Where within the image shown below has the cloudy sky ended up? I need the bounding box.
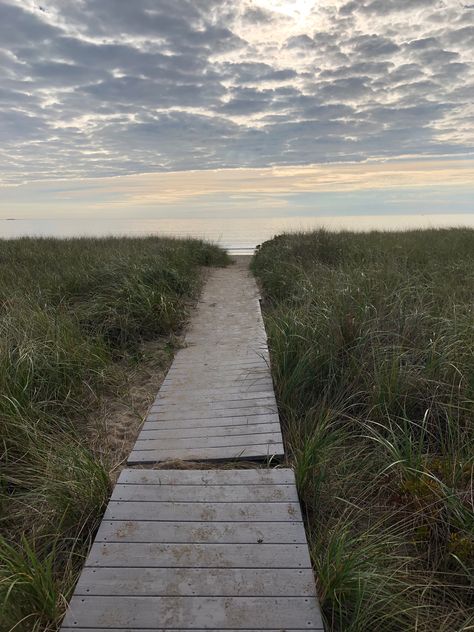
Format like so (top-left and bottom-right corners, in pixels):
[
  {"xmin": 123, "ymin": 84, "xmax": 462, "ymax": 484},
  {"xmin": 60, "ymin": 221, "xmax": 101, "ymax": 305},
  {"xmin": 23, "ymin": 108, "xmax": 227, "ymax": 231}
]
[{"xmin": 0, "ymin": 0, "xmax": 473, "ymax": 220}]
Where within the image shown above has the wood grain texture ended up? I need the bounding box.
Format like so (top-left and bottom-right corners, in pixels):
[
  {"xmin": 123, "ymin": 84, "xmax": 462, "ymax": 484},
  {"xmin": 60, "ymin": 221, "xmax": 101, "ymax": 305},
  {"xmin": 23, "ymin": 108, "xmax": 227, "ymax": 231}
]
[
  {"xmin": 128, "ymin": 443, "xmax": 285, "ymax": 463},
  {"xmin": 117, "ymin": 468, "xmax": 295, "ymax": 485},
  {"xmin": 86, "ymin": 542, "xmax": 312, "ymax": 568},
  {"xmin": 60, "ymin": 468, "xmax": 323, "ymax": 631},
  {"xmin": 104, "ymin": 499, "xmax": 302, "ymax": 522},
  {"xmin": 141, "ymin": 412, "xmax": 280, "ymax": 430},
  {"xmin": 62, "ymin": 596, "xmax": 323, "ymax": 629},
  {"xmin": 110, "ymin": 483, "xmax": 298, "ymax": 502},
  {"xmin": 73, "ymin": 567, "xmax": 316, "ymax": 596},
  {"xmin": 137, "ymin": 421, "xmax": 282, "ymax": 439},
  {"xmin": 95, "ymin": 520, "xmax": 307, "ymax": 544}
]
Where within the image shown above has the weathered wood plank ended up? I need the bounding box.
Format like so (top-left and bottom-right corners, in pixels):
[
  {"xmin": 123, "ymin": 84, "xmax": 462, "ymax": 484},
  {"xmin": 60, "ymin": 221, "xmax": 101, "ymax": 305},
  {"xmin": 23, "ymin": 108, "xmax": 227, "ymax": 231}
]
[
  {"xmin": 141, "ymin": 413, "xmax": 280, "ymax": 430},
  {"xmin": 110, "ymin": 483, "xmax": 298, "ymax": 503},
  {"xmin": 155, "ymin": 390, "xmax": 276, "ymax": 403},
  {"xmin": 145, "ymin": 410, "xmax": 279, "ymax": 423},
  {"xmin": 146, "ymin": 405, "xmax": 279, "ymax": 422},
  {"xmin": 62, "ymin": 596, "xmax": 323, "ymax": 629},
  {"xmin": 117, "ymin": 468, "xmax": 295, "ymax": 486},
  {"xmin": 104, "ymin": 500, "xmax": 302, "ymax": 522},
  {"xmin": 170, "ymin": 355, "xmax": 269, "ymax": 365},
  {"xmin": 160, "ymin": 373, "xmax": 271, "ymax": 385},
  {"xmin": 158, "ymin": 380, "xmax": 274, "ymax": 393},
  {"xmin": 161, "ymin": 373, "xmax": 269, "ymax": 382},
  {"xmin": 128, "ymin": 443, "xmax": 284, "ymax": 463},
  {"xmin": 137, "ymin": 421, "xmax": 282, "ymax": 440},
  {"xmin": 132, "ymin": 432, "xmax": 283, "ymax": 451},
  {"xmin": 86, "ymin": 542, "xmax": 312, "ymax": 568},
  {"xmin": 73, "ymin": 566, "xmax": 316, "ymax": 596},
  {"xmin": 149, "ymin": 398, "xmax": 277, "ymax": 413},
  {"xmin": 95, "ymin": 520, "xmax": 306, "ymax": 544},
  {"xmin": 164, "ymin": 363, "xmax": 269, "ymax": 375},
  {"xmin": 169, "ymin": 359, "xmax": 270, "ymax": 369}
]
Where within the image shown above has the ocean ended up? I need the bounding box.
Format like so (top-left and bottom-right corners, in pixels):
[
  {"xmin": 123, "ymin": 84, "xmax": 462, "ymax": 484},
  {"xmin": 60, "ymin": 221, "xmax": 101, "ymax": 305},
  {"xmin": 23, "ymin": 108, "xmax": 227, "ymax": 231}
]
[{"xmin": 1, "ymin": 214, "xmax": 474, "ymax": 254}]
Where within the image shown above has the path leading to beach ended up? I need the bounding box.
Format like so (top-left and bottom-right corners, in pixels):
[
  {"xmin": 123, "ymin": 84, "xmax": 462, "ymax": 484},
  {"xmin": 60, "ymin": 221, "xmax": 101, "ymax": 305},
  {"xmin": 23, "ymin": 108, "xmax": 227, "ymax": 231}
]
[
  {"xmin": 60, "ymin": 257, "xmax": 323, "ymax": 632},
  {"xmin": 128, "ymin": 257, "xmax": 284, "ymax": 464}
]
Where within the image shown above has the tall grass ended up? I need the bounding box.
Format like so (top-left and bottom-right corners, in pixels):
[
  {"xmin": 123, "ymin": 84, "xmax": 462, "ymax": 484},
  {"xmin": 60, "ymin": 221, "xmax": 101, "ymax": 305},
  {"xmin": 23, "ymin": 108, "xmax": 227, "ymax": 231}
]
[
  {"xmin": 253, "ymin": 229, "xmax": 474, "ymax": 631},
  {"xmin": 0, "ymin": 236, "xmax": 229, "ymax": 631}
]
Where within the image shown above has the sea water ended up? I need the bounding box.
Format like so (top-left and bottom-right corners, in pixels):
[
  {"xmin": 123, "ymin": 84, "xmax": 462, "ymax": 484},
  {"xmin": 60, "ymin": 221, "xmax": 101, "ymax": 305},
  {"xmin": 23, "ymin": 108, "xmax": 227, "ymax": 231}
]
[{"xmin": 1, "ymin": 214, "xmax": 474, "ymax": 254}]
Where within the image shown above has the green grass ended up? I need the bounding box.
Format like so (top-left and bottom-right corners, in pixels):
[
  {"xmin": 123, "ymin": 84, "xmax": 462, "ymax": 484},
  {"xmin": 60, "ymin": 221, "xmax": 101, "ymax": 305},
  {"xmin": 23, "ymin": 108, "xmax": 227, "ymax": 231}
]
[
  {"xmin": 0, "ymin": 236, "xmax": 229, "ymax": 632},
  {"xmin": 253, "ymin": 228, "xmax": 474, "ymax": 631}
]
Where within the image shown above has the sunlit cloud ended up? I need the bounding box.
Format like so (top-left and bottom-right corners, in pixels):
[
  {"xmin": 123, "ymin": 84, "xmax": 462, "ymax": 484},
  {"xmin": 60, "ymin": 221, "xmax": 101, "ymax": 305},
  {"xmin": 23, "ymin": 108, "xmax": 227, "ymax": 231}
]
[{"xmin": 1, "ymin": 159, "xmax": 473, "ymax": 219}]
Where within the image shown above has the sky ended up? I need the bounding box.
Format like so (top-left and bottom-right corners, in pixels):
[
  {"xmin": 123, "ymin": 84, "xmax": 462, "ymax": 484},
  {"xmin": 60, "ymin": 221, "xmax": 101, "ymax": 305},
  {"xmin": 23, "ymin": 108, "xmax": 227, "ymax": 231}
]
[{"xmin": 0, "ymin": 0, "xmax": 473, "ymax": 221}]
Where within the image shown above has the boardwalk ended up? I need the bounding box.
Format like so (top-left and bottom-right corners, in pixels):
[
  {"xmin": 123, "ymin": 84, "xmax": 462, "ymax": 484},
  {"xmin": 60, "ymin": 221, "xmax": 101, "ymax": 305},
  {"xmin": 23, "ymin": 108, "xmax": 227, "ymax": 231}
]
[
  {"xmin": 61, "ymin": 468, "xmax": 324, "ymax": 631},
  {"xmin": 60, "ymin": 258, "xmax": 323, "ymax": 631},
  {"xmin": 128, "ymin": 258, "xmax": 284, "ymax": 464}
]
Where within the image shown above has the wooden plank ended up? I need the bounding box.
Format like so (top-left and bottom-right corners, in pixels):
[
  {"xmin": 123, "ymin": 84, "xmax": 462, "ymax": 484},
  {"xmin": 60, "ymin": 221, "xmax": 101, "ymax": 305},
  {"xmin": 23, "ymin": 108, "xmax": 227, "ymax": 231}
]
[
  {"xmin": 149, "ymin": 398, "xmax": 277, "ymax": 413},
  {"xmin": 157, "ymin": 388, "xmax": 275, "ymax": 400},
  {"xmin": 128, "ymin": 443, "xmax": 285, "ymax": 464},
  {"xmin": 163, "ymin": 359, "xmax": 268, "ymax": 370},
  {"xmin": 62, "ymin": 596, "xmax": 323, "ymax": 629},
  {"xmin": 73, "ymin": 567, "xmax": 316, "ymax": 596},
  {"xmin": 170, "ymin": 357, "xmax": 270, "ymax": 366},
  {"xmin": 132, "ymin": 432, "xmax": 283, "ymax": 451},
  {"xmin": 145, "ymin": 410, "xmax": 279, "ymax": 424},
  {"xmin": 146, "ymin": 405, "xmax": 278, "ymax": 422},
  {"xmin": 155, "ymin": 390, "xmax": 276, "ymax": 404},
  {"xmin": 141, "ymin": 413, "xmax": 280, "ymax": 430},
  {"xmin": 165, "ymin": 355, "xmax": 270, "ymax": 365},
  {"xmin": 147, "ymin": 410, "xmax": 277, "ymax": 421},
  {"xmin": 110, "ymin": 483, "xmax": 298, "ymax": 503},
  {"xmin": 104, "ymin": 500, "xmax": 302, "ymax": 522},
  {"xmin": 161, "ymin": 372, "xmax": 272, "ymax": 382},
  {"xmin": 95, "ymin": 520, "xmax": 306, "ymax": 544},
  {"xmin": 137, "ymin": 421, "xmax": 282, "ymax": 440},
  {"xmin": 117, "ymin": 468, "xmax": 295, "ymax": 485},
  {"xmin": 159, "ymin": 379, "xmax": 273, "ymax": 390},
  {"xmin": 163, "ymin": 371, "xmax": 269, "ymax": 382},
  {"xmin": 167, "ymin": 362, "xmax": 270, "ymax": 372},
  {"xmin": 164, "ymin": 365, "xmax": 270, "ymax": 376},
  {"xmin": 158, "ymin": 380, "xmax": 274, "ymax": 393},
  {"xmin": 86, "ymin": 542, "xmax": 312, "ymax": 568},
  {"xmin": 164, "ymin": 366, "xmax": 269, "ymax": 375}
]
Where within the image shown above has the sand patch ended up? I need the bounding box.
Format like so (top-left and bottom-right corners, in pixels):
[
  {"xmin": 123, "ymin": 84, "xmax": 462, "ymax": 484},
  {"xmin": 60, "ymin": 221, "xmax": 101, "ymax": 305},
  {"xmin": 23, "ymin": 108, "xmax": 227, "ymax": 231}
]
[{"xmin": 88, "ymin": 335, "xmax": 181, "ymax": 484}]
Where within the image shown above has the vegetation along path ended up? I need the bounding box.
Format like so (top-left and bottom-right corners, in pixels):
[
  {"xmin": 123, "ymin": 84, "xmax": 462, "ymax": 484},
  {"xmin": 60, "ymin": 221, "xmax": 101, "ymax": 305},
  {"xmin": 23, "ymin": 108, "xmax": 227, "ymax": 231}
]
[{"xmin": 60, "ymin": 256, "xmax": 323, "ymax": 631}]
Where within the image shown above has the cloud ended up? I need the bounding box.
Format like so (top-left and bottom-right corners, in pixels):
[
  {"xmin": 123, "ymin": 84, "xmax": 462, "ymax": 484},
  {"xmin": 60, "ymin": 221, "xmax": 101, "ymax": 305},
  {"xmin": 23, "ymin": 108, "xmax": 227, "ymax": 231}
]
[
  {"xmin": 0, "ymin": 0, "xmax": 473, "ymax": 185},
  {"xmin": 340, "ymin": 0, "xmax": 437, "ymax": 16},
  {"xmin": 1, "ymin": 159, "xmax": 473, "ymax": 221},
  {"xmin": 349, "ymin": 34, "xmax": 400, "ymax": 57}
]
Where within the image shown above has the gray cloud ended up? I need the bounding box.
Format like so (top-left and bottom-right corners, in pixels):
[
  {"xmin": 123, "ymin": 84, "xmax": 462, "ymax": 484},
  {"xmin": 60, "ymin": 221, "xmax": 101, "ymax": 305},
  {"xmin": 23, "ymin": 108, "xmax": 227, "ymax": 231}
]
[
  {"xmin": 0, "ymin": 0, "xmax": 473, "ymax": 184},
  {"xmin": 341, "ymin": 0, "xmax": 437, "ymax": 16},
  {"xmin": 349, "ymin": 34, "xmax": 400, "ymax": 57}
]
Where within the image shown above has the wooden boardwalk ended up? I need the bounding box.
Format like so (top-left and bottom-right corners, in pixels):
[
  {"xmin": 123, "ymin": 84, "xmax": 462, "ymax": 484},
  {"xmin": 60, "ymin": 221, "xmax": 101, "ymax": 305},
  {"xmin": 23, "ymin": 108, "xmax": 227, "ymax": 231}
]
[
  {"xmin": 128, "ymin": 258, "xmax": 284, "ymax": 464},
  {"xmin": 60, "ymin": 258, "xmax": 323, "ymax": 631},
  {"xmin": 61, "ymin": 468, "xmax": 323, "ymax": 631}
]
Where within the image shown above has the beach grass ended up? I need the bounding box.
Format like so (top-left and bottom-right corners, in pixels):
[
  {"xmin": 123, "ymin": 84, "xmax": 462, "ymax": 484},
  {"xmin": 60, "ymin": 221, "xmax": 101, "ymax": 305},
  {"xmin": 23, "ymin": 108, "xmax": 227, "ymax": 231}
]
[
  {"xmin": 253, "ymin": 228, "xmax": 474, "ymax": 631},
  {"xmin": 0, "ymin": 236, "xmax": 229, "ymax": 632}
]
